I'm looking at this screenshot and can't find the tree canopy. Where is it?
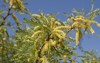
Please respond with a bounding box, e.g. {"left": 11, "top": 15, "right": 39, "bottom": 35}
{"left": 0, "top": 0, "right": 100, "bottom": 63}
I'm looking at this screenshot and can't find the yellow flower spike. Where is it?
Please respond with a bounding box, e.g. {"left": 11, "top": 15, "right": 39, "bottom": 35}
{"left": 55, "top": 26, "right": 70, "bottom": 30}
{"left": 55, "top": 33, "right": 65, "bottom": 40}
{"left": 55, "top": 33, "right": 62, "bottom": 38}
{"left": 31, "top": 31, "right": 43, "bottom": 38}
{"left": 76, "top": 32, "right": 79, "bottom": 46}
{"left": 12, "top": 13, "right": 21, "bottom": 26}
{"left": 75, "top": 28, "right": 82, "bottom": 46}
{"left": 32, "top": 14, "right": 41, "bottom": 18}
{"left": 77, "top": 16, "right": 84, "bottom": 19}
{"left": 16, "top": 0, "right": 26, "bottom": 11}
{"left": 10, "top": 0, "right": 25, "bottom": 10}
{"left": 53, "top": 30, "right": 66, "bottom": 37}
{"left": 53, "top": 29, "right": 63, "bottom": 33}
{"left": 43, "top": 25, "right": 48, "bottom": 29}
{"left": 72, "top": 16, "right": 84, "bottom": 22}
{"left": 9, "top": 0, "right": 16, "bottom": 9}
{"left": 34, "top": 26, "right": 41, "bottom": 31}
{"left": 74, "top": 17, "right": 82, "bottom": 21}
{"left": 55, "top": 26, "right": 66, "bottom": 30}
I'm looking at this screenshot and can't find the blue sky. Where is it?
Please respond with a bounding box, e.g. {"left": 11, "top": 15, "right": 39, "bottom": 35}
{"left": 25, "top": 0, "right": 100, "bottom": 54}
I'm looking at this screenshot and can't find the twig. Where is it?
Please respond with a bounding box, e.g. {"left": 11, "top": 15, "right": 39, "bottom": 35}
{"left": 67, "top": 27, "right": 73, "bottom": 34}
{"left": 3, "top": 7, "right": 12, "bottom": 20}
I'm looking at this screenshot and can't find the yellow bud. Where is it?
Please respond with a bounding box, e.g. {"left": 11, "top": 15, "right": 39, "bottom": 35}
{"left": 63, "top": 55, "right": 66, "bottom": 58}
{"left": 12, "top": 5, "right": 16, "bottom": 9}
{"left": 43, "top": 43, "right": 49, "bottom": 51}
{"left": 3, "top": 38, "right": 6, "bottom": 40}
{"left": 14, "top": 44, "right": 17, "bottom": 47}
{"left": 55, "top": 33, "right": 64, "bottom": 39}
{"left": 27, "top": 58, "right": 30, "bottom": 62}
{"left": 50, "top": 39, "right": 57, "bottom": 46}
{"left": 57, "top": 44, "right": 61, "bottom": 47}
{"left": 93, "top": 57, "right": 96, "bottom": 61}
{"left": 51, "top": 18, "right": 56, "bottom": 21}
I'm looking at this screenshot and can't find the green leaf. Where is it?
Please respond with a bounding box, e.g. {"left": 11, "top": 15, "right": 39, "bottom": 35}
{"left": 89, "top": 26, "right": 95, "bottom": 34}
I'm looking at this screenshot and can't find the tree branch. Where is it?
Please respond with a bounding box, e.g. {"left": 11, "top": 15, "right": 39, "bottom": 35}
{"left": 3, "top": 7, "right": 12, "bottom": 20}
{"left": 67, "top": 27, "right": 73, "bottom": 34}
{"left": 36, "top": 34, "right": 51, "bottom": 63}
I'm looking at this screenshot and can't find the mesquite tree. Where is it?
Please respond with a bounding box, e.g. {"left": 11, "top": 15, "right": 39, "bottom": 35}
{"left": 0, "top": 0, "right": 100, "bottom": 63}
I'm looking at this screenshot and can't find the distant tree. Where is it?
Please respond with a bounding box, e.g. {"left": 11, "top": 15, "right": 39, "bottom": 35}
{"left": 0, "top": 0, "right": 100, "bottom": 63}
